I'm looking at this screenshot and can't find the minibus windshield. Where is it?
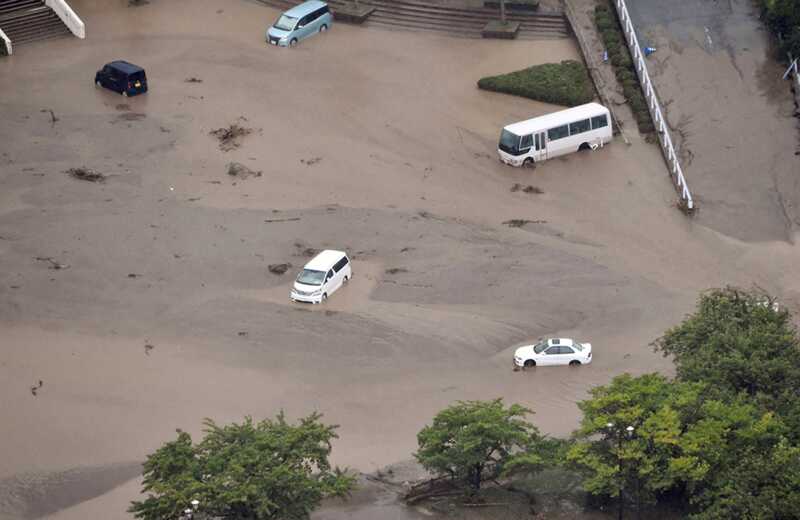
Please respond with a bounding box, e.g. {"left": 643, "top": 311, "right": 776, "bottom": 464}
{"left": 274, "top": 15, "right": 297, "bottom": 31}
{"left": 297, "top": 269, "right": 325, "bottom": 286}
{"left": 499, "top": 129, "right": 521, "bottom": 155}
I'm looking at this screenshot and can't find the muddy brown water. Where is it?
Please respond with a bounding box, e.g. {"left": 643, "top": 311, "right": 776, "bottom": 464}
{"left": 1, "top": 0, "right": 799, "bottom": 518}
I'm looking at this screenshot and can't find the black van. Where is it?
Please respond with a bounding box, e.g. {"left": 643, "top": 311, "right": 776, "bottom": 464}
{"left": 95, "top": 61, "right": 148, "bottom": 97}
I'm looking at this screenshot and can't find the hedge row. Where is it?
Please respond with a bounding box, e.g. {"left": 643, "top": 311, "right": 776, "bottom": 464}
{"left": 757, "top": 0, "right": 800, "bottom": 60}
{"left": 594, "top": 3, "right": 654, "bottom": 134}
{"left": 477, "top": 60, "right": 594, "bottom": 107}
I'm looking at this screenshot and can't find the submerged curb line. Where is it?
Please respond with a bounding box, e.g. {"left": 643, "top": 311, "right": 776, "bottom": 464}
{"left": 612, "top": 0, "right": 694, "bottom": 212}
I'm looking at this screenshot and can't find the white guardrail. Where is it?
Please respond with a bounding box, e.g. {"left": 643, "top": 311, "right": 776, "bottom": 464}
{"left": 45, "top": 0, "right": 85, "bottom": 39}
{"left": 613, "top": 0, "right": 694, "bottom": 210}
{"left": 0, "top": 28, "right": 11, "bottom": 55}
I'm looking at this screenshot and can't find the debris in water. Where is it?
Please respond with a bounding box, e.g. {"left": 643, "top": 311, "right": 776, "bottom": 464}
{"left": 385, "top": 267, "right": 408, "bottom": 275}
{"left": 300, "top": 157, "right": 322, "bottom": 166}
{"left": 268, "top": 263, "right": 292, "bottom": 275}
{"left": 30, "top": 380, "right": 43, "bottom": 396}
{"left": 144, "top": 343, "right": 154, "bottom": 355}
{"left": 35, "top": 256, "right": 70, "bottom": 270}
{"left": 210, "top": 124, "right": 253, "bottom": 152}
{"left": 40, "top": 108, "right": 58, "bottom": 125}
{"left": 184, "top": 77, "right": 203, "bottom": 83}
{"left": 66, "top": 167, "right": 105, "bottom": 183}
{"left": 226, "top": 162, "right": 262, "bottom": 179}
{"left": 503, "top": 219, "right": 547, "bottom": 228}
{"left": 264, "top": 217, "right": 300, "bottom": 223}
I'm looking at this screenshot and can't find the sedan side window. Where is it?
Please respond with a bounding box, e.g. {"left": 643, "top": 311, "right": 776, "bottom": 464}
{"left": 545, "top": 346, "right": 559, "bottom": 355}
{"left": 559, "top": 346, "right": 575, "bottom": 355}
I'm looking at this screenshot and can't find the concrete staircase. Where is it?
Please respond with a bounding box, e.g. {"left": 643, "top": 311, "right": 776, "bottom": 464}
{"left": 0, "top": 0, "right": 71, "bottom": 46}
{"left": 255, "top": 0, "right": 570, "bottom": 39}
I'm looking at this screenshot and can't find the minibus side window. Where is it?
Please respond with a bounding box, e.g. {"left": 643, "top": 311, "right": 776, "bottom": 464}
{"left": 520, "top": 134, "right": 532, "bottom": 152}
{"left": 591, "top": 114, "right": 608, "bottom": 129}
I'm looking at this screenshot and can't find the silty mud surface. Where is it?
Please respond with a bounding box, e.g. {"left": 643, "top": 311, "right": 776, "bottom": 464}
{"left": 1, "top": 0, "right": 799, "bottom": 518}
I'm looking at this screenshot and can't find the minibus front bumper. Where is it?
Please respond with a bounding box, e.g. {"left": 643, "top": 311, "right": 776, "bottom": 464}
{"left": 498, "top": 151, "right": 523, "bottom": 167}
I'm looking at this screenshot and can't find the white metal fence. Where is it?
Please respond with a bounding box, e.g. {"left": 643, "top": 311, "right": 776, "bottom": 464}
{"left": 613, "top": 0, "right": 694, "bottom": 210}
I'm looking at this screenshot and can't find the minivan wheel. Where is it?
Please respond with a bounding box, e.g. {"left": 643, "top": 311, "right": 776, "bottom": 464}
{"left": 289, "top": 38, "right": 298, "bottom": 47}
{"left": 320, "top": 24, "right": 327, "bottom": 32}
{"left": 122, "top": 91, "right": 128, "bottom": 97}
{"left": 524, "top": 360, "right": 535, "bottom": 368}
{"left": 343, "top": 275, "right": 349, "bottom": 283}
{"left": 95, "top": 80, "right": 101, "bottom": 87}
{"left": 322, "top": 293, "right": 328, "bottom": 302}
{"left": 569, "top": 360, "right": 582, "bottom": 366}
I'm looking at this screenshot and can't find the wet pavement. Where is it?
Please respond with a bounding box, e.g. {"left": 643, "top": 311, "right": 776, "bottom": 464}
{"left": 626, "top": 0, "right": 800, "bottom": 242}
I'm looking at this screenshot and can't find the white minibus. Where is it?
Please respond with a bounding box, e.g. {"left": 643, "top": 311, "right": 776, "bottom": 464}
{"left": 497, "top": 103, "right": 613, "bottom": 167}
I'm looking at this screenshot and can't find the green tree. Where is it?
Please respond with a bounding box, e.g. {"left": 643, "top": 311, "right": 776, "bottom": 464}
{"left": 653, "top": 287, "right": 800, "bottom": 430}
{"left": 129, "top": 413, "right": 355, "bottom": 520}
{"left": 415, "top": 399, "right": 545, "bottom": 492}
{"left": 567, "top": 373, "right": 703, "bottom": 513}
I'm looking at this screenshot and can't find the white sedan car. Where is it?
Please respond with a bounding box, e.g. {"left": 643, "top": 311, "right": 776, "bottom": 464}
{"left": 514, "top": 338, "right": 592, "bottom": 368}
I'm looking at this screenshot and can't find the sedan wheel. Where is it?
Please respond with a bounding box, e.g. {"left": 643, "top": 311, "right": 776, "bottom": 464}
{"left": 524, "top": 360, "right": 535, "bottom": 368}
{"left": 569, "top": 360, "right": 581, "bottom": 366}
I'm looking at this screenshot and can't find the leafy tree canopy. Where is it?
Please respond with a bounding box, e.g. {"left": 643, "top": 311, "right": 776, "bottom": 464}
{"left": 415, "top": 399, "right": 545, "bottom": 492}
{"left": 653, "top": 287, "right": 800, "bottom": 412}
{"left": 129, "top": 413, "right": 355, "bottom": 520}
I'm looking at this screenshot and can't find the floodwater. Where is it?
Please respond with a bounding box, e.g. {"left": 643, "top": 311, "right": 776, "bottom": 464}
{"left": 0, "top": 0, "right": 798, "bottom": 518}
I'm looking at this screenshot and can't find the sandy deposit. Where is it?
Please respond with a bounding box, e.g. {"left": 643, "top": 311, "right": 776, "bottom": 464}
{"left": 1, "top": 0, "right": 799, "bottom": 518}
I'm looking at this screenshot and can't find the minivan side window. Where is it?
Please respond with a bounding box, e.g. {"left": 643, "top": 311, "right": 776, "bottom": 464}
{"left": 326, "top": 269, "right": 334, "bottom": 280}
{"left": 333, "top": 257, "right": 349, "bottom": 272}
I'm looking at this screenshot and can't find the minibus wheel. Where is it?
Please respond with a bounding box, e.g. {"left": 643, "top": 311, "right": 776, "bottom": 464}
{"left": 578, "top": 142, "right": 591, "bottom": 151}
{"left": 523, "top": 158, "right": 534, "bottom": 168}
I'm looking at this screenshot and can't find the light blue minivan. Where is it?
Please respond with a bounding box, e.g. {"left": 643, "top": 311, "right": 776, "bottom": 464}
{"left": 266, "top": 0, "right": 333, "bottom": 47}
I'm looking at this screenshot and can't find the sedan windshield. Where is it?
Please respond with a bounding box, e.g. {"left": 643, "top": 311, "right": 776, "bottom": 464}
{"left": 296, "top": 269, "right": 325, "bottom": 286}
{"left": 274, "top": 14, "right": 297, "bottom": 31}
{"left": 498, "top": 129, "right": 521, "bottom": 155}
{"left": 533, "top": 341, "right": 548, "bottom": 354}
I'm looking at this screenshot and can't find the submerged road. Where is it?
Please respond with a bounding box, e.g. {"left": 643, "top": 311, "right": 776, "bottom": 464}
{"left": 626, "top": 0, "right": 800, "bottom": 242}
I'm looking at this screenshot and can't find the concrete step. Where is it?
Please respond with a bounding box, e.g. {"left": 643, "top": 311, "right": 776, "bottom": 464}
{"left": 253, "top": 0, "right": 568, "bottom": 39}
{"left": 0, "top": 6, "right": 71, "bottom": 46}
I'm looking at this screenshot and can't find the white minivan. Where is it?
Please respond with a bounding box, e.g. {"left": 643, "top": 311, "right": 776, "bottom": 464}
{"left": 290, "top": 250, "right": 352, "bottom": 304}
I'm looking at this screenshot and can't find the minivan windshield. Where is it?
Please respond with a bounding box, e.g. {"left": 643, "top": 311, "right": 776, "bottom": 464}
{"left": 296, "top": 269, "right": 325, "bottom": 286}
{"left": 274, "top": 14, "right": 297, "bottom": 31}
{"left": 499, "top": 129, "right": 521, "bottom": 155}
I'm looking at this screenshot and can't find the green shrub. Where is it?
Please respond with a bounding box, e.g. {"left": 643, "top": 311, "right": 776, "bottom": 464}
{"left": 594, "top": 2, "right": 653, "bottom": 134}
{"left": 477, "top": 60, "right": 594, "bottom": 107}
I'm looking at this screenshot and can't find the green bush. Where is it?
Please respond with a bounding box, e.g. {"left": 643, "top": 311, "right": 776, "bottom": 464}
{"left": 594, "top": 2, "right": 654, "bottom": 134}
{"left": 756, "top": 0, "right": 800, "bottom": 59}
{"left": 477, "top": 60, "right": 594, "bottom": 107}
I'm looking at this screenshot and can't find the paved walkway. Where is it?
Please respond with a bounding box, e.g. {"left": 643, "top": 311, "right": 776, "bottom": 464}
{"left": 626, "top": 0, "right": 800, "bottom": 242}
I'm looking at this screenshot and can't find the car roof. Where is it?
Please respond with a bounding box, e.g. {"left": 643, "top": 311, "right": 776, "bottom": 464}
{"left": 284, "top": 0, "right": 327, "bottom": 17}
{"left": 107, "top": 60, "right": 145, "bottom": 74}
{"left": 504, "top": 103, "right": 608, "bottom": 136}
{"left": 547, "top": 338, "right": 575, "bottom": 346}
{"left": 304, "top": 249, "right": 347, "bottom": 271}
